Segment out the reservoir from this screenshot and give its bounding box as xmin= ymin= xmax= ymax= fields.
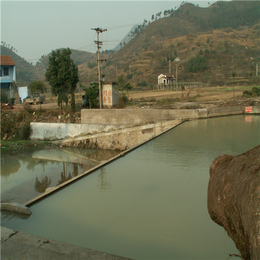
xmin=1 ymin=115 xmax=260 ymax=259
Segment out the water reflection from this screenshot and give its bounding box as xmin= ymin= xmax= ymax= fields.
xmin=98 ymin=168 xmax=111 ymax=190
xmin=1 ymin=115 xmax=259 ymax=260
xmin=1 ymin=148 xmax=120 ymax=204
xmin=1 ymin=156 xmax=21 ymax=178
xmin=35 ymin=176 xmax=52 ymax=193
xmin=1 ymin=210 xmax=30 ymax=224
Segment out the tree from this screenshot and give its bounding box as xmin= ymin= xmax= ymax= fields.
xmin=29 ymin=81 xmax=47 ymax=109
xmin=116 ymin=76 xmax=133 ymax=104
xmin=82 ymin=83 xmax=99 ymax=109
xmin=45 ymin=48 xmax=79 ymax=114
xmin=29 ymin=81 xmax=46 ymax=95
xmin=1 ymin=89 xmax=9 ymax=104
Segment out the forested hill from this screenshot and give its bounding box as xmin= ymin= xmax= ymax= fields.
xmin=1 ymin=0 xmax=260 ymax=87
xmin=174 ymin=1 xmax=260 ymax=31
xmin=102 ymin=0 xmax=260 ymax=86
xmin=1 ymin=45 xmax=42 ymax=86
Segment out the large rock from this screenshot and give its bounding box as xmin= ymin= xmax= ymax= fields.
xmin=207 ymin=145 xmax=260 ymax=260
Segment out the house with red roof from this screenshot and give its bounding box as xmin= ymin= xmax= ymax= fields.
xmin=0 ymin=55 xmax=16 ymax=99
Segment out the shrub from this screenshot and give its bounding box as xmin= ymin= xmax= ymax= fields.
xmin=19 ymin=120 xmax=31 ymax=140
xmin=1 ymin=90 xmax=8 ymax=104
xmin=185 ymin=55 xmax=209 ymax=73
xmin=1 ymin=111 xmax=33 ymax=140
xmin=136 ymin=81 xmax=148 ymax=87
xmin=243 ymin=87 xmax=260 ymax=97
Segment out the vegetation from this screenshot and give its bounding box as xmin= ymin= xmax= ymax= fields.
xmin=45 ymin=48 xmax=79 ymax=114
xmin=82 ymin=82 xmax=99 ymax=108
xmin=1 ymin=89 xmax=9 ymax=104
xmin=29 ymin=81 xmax=47 ymax=95
xmin=243 ymin=87 xmax=260 ymax=97
xmin=1 ymin=1 xmax=260 ymax=88
xmin=185 ymin=55 xmax=209 ymax=73
xmin=1 ymin=111 xmax=32 ymax=140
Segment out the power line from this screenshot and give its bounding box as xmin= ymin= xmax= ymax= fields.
xmin=91 ymin=27 xmax=107 ymax=109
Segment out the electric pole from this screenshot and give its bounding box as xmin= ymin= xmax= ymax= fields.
xmin=91 ymin=27 xmax=107 ymax=109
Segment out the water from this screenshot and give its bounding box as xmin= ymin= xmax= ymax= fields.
xmin=1 ymin=147 xmax=120 ymax=204
xmin=1 ymin=115 xmax=260 ymax=259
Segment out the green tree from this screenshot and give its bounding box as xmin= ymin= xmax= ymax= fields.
xmin=58 ymin=93 xmax=68 ymax=110
xmin=29 ymin=81 xmax=47 ymax=95
xmin=185 ymin=55 xmax=209 ymax=73
xmin=1 ymin=90 xmax=8 ymax=104
xmin=117 ymin=75 xmax=126 ymax=91
xmin=82 ymin=82 xmax=99 ymax=109
xmin=45 ymin=48 xmax=79 ymax=114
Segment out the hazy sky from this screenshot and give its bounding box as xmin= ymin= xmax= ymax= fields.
xmin=1 ymin=0 xmax=213 ymax=64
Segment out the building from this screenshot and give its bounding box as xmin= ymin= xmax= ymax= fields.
xmin=102 ymin=83 xmax=119 ymax=108
xmin=0 ymin=55 xmax=16 ymax=99
xmin=158 ymin=74 xmax=175 ymax=85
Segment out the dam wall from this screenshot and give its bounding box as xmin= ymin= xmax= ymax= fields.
xmin=81 ymin=109 xmax=208 ymax=125
xmin=30 ymin=107 xmax=258 ymax=143
xmin=30 ymin=122 xmax=133 ymax=141
xmin=61 ymin=119 xmax=183 ymax=150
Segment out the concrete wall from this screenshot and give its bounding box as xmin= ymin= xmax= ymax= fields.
xmin=81 ymin=109 xmax=208 ymax=125
xmin=62 ymin=119 xmax=182 ymax=150
xmin=245 ymin=106 xmax=260 ymax=114
xmin=30 ymin=122 xmax=133 ymax=141
xmin=31 ymin=107 xmax=258 ymax=142
xmin=208 ymin=106 xmax=243 ymax=117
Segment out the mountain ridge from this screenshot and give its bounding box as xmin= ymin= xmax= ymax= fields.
xmin=1 ymin=1 xmax=260 ymax=87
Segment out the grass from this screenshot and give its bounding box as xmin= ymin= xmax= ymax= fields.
xmin=1 ymin=140 xmax=55 ymax=154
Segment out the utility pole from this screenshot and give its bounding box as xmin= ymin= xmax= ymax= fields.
xmin=91 ymin=27 xmax=107 ymax=109
xmin=169 ymin=60 xmax=171 ymax=74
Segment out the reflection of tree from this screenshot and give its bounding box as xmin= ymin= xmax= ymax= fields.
xmin=35 ymin=176 xmax=51 ymax=193
xmin=72 ymin=164 xmax=78 ymax=177
xmin=58 ymin=172 xmax=72 ymax=185
xmin=27 ymin=159 xmax=48 ymax=171
xmin=57 ymin=162 xmax=73 ymax=185
xmin=98 ymin=168 xmax=111 ymax=190
xmin=1 ymin=155 xmax=21 ymax=178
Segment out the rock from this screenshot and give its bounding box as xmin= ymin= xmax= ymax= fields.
xmin=0 ymin=202 xmax=32 ymax=215
xmin=207 ymin=145 xmax=260 ymax=260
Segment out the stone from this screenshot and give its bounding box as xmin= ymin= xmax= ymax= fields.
xmin=207 ymin=145 xmax=260 ymax=260
xmin=0 ymin=202 xmax=32 ymax=215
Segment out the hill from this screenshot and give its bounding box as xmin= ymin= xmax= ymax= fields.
xmin=36 ymin=49 xmax=97 ymax=85
xmin=99 ymin=0 xmax=260 ymax=87
xmin=1 ymin=45 xmax=44 ymax=86
xmin=2 ymin=0 xmax=260 ymax=89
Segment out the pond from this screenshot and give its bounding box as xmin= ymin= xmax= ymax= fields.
xmin=1 ymin=115 xmax=260 ymax=260
xmin=1 ymin=147 xmax=120 ymax=204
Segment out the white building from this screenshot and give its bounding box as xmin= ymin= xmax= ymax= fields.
xmin=158 ymin=74 xmax=175 ymax=85
xmin=102 ymin=83 xmax=119 ymax=108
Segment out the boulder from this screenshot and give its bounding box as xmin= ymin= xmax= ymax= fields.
xmin=207 ymin=145 xmax=260 ymax=260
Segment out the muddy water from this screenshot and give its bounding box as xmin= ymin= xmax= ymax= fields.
xmin=2 ymin=115 xmax=260 ymax=260
xmin=1 ymin=148 xmax=120 ymax=204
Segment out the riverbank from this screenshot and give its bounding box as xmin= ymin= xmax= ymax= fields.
xmin=0 ymin=140 xmax=58 ymax=155
xmin=1 ymin=226 xmax=132 ymax=260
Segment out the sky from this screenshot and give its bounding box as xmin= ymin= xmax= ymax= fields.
xmin=1 ymin=0 xmax=216 ymax=64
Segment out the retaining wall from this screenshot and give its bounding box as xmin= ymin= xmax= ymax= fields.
xmin=61 ymin=119 xmax=183 ymax=150
xmin=245 ymin=106 xmax=260 ymax=114
xmin=81 ymin=109 xmax=208 ymax=125
xmin=30 ymin=122 xmax=133 ymax=141
xmin=208 ymin=106 xmax=243 ymax=117
xmin=31 ymin=107 xmax=258 ymax=142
